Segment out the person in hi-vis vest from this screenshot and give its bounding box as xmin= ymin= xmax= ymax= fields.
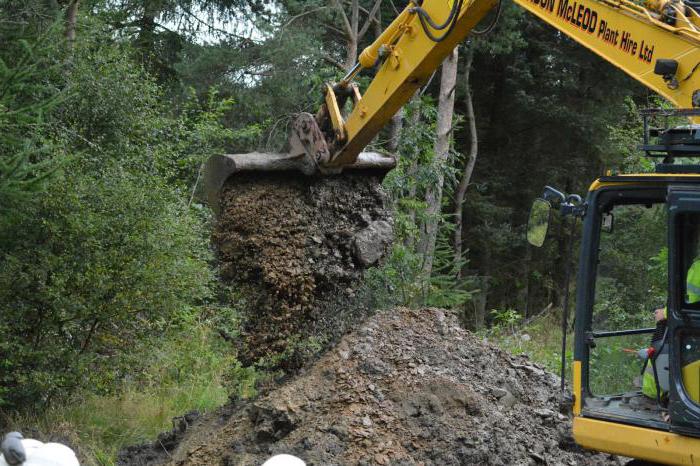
xmin=643 ymin=258 xmax=700 ymax=399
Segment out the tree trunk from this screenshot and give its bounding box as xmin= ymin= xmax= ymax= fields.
xmin=405 ymin=97 xmax=422 ymax=248
xmin=453 ymin=44 xmax=477 ymax=275
xmin=334 ymin=0 xmax=382 ymax=71
xmin=64 ymin=0 xmax=80 ymax=47
xmin=418 ymin=47 xmax=459 ymax=280
xmin=136 ymin=0 xmax=162 ymax=55
xmin=388 ymin=108 xmax=404 ymax=153
xmin=473 ymin=275 xmax=489 ymax=330
xmin=345 ymin=0 xmax=359 ymax=70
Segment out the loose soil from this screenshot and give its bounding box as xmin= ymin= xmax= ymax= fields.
xmin=119 ymin=308 xmax=621 ymax=466
xmin=212 ymin=172 xmax=392 ymax=369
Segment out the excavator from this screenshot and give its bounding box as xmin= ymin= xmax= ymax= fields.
xmin=202 ymin=0 xmax=700 ymax=463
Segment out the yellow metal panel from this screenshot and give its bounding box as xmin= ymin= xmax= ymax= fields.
xmin=358 ymin=7 xmax=412 ymax=69
xmin=682 ymin=359 xmax=700 ymax=404
xmin=588 ymin=173 xmax=700 ymax=191
xmin=325 ymin=84 xmax=346 ymax=142
xmin=509 ymin=0 xmax=700 ymax=113
xmin=573 ymin=417 xmax=700 ymax=464
xmin=332 ymin=0 xmax=498 ymax=167
xmin=572 ymin=360 xmax=582 ymax=415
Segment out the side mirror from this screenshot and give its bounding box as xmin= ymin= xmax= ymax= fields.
xmin=602 ymin=212 xmax=614 ymax=233
xmin=527 ymin=198 xmax=551 ymax=247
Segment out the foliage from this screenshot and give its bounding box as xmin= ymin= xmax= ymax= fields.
xmin=3 ymin=322 xmax=258 ymax=465
xmin=0 ymin=31 xmax=64 ymax=233
xmin=0 ymin=17 xmax=239 ymax=412
xmin=486 ymin=309 xmax=569 ymax=377
xmin=592 ymin=204 xmax=666 ymax=331
xmin=490 ymin=308 xmax=522 ymax=334
xmin=367 ymin=98 xmax=477 ymax=310
xmin=489 ymin=309 xmax=643 ymax=394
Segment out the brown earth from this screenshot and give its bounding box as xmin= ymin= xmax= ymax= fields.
xmin=119 ymin=308 xmax=621 ymax=466
xmin=212 ymin=172 xmax=393 ymax=369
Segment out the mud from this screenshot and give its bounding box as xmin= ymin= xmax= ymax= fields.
xmin=120 ymin=308 xmax=621 ymax=466
xmin=211 ymin=172 xmax=392 ymax=369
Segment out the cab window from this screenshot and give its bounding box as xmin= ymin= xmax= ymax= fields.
xmin=590 ymin=202 xmax=666 ymax=395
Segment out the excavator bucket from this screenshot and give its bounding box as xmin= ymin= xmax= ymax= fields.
xmin=203 ymin=112 xmax=396 ymax=214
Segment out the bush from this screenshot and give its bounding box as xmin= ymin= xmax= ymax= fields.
xmin=4 ymin=321 xmax=258 ymax=464
xmin=0 ymin=167 xmax=213 ymax=408
xmin=0 ymin=19 xmax=236 ymax=411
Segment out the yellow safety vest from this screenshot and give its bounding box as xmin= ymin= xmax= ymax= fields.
xmin=642 ymin=260 xmax=700 ymax=399
xmin=687 ymin=259 xmax=700 ymax=304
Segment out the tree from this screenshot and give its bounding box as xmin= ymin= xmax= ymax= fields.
xmin=0 ymin=34 xmax=62 ymax=224
xmin=418 ymin=47 xmax=459 ymax=280
xmin=452 ymin=42 xmax=477 ymax=275
xmin=331 ymin=0 xmax=382 ymax=70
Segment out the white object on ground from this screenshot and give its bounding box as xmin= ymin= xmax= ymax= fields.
xmin=0 ymin=436 xmax=78 ymax=466
xmin=262 ymin=454 xmax=306 ymax=466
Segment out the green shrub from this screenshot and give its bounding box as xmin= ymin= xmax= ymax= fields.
xmin=0 ymin=19 xmax=238 ymax=411
xmin=0 ymin=167 xmax=213 ymax=408
xmin=4 ymin=322 xmax=258 ymax=465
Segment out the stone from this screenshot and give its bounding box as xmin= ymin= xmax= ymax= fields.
xmin=352 ymin=220 xmax=393 ymax=266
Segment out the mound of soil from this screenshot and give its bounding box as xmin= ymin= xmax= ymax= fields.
xmin=121 ymin=308 xmax=621 ymax=466
xmin=212 ymin=172 xmax=392 ymax=369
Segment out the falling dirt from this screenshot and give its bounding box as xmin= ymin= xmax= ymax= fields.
xmin=212 ymin=172 xmax=393 ymax=369
xmin=119 ymin=308 xmax=621 ymax=466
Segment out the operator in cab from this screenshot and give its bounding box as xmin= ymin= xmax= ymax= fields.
xmin=644 ymin=215 xmax=700 ymax=403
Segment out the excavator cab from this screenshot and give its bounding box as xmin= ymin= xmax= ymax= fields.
xmin=529 ymin=166 xmax=700 ymax=462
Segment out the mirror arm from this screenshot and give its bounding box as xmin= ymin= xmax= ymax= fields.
xmin=561 ymin=202 xmax=587 ymax=218
xmin=543 ymin=186 xmax=566 ymax=203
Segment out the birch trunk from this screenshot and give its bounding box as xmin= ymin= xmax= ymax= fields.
xmin=452 ymin=44 xmax=477 ymax=275
xmin=418 ymin=47 xmax=459 ymax=279
xmin=404 ymin=97 xmax=422 ymax=248
xmin=388 ymin=108 xmax=404 ymax=153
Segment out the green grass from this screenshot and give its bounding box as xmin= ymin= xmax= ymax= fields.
xmin=588 ymin=333 xmax=648 ymax=395
xmin=2 ymin=323 xmax=258 ymax=466
xmin=486 ymin=310 xmax=572 ymax=380
xmin=488 ymin=309 xmax=649 ymax=395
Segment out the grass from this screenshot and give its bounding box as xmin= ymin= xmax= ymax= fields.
xmin=487 ymin=308 xmax=649 ymax=394
xmin=3 ymin=322 xmax=258 ymax=466
xmin=486 ymin=309 xmax=573 ymax=380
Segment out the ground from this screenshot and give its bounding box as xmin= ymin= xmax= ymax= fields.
xmin=118 ymin=174 xmax=621 ymax=465
xmin=119 ymin=308 xmax=622 ymax=466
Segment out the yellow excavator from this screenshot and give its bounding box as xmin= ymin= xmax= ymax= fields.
xmin=203 ymin=0 xmax=700 ymax=463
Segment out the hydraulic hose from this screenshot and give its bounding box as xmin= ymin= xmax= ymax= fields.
xmin=411 ymin=0 xmax=465 ymax=42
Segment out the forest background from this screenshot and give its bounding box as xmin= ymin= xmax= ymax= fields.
xmin=0 ymin=0 xmax=659 ymax=463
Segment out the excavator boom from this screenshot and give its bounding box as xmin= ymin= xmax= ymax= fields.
xmin=330 ymin=0 xmax=700 ymax=169
xmin=206 ymin=0 xmax=700 ymax=203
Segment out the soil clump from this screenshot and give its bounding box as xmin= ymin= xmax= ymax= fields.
xmin=212 ymin=172 xmax=392 ymax=369
xmin=120 ymin=308 xmax=621 ymax=466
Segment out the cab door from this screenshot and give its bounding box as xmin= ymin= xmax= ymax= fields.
xmin=667 ymin=186 xmax=700 ymax=435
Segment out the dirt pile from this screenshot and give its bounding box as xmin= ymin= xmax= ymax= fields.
xmin=122 ymin=308 xmax=621 ymax=466
xmin=213 ymin=172 xmax=392 ymax=368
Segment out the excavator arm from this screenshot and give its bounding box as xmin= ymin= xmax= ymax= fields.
xmin=205 ymin=0 xmax=700 ymax=206
xmin=323 ymin=0 xmax=700 ymax=170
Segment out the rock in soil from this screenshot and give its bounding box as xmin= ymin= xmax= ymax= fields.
xmin=212 ymin=172 xmax=393 ymax=370
xmin=119 ymin=308 xmax=622 ymax=466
